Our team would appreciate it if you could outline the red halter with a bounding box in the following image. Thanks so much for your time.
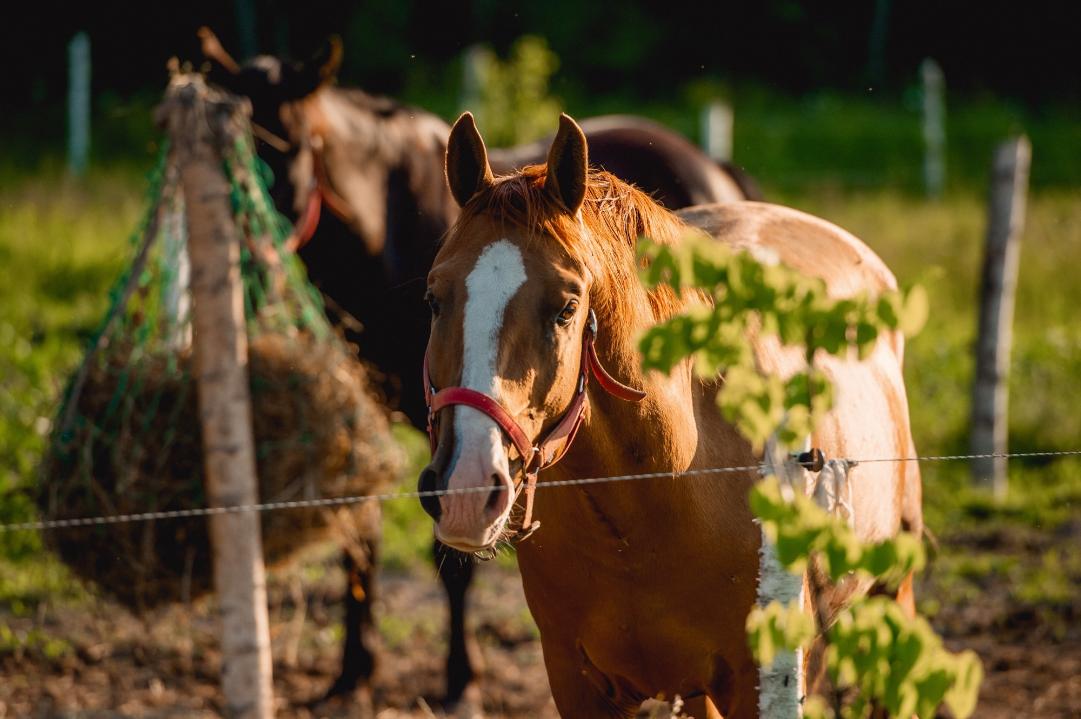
[285,133,357,252]
[423,309,646,542]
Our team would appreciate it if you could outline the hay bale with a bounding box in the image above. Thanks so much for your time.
[39,332,404,611]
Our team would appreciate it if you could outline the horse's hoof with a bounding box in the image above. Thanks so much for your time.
[309,682,374,718]
[449,683,484,719]
[322,672,360,699]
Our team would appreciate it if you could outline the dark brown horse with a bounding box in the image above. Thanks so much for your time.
[199,29,760,709]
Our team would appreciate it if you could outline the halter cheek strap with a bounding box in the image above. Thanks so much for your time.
[424,309,645,542]
[285,130,358,252]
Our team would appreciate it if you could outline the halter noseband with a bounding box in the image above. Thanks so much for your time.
[423,309,646,543]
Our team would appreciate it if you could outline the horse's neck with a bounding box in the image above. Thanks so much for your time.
[308,89,455,260]
[563,289,703,485]
[553,213,753,518]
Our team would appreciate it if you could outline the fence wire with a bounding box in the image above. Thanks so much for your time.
[5,449,1080,534]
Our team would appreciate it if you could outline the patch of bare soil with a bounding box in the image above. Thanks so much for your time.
[2,522,1078,718]
[919,520,1081,719]
[0,544,556,719]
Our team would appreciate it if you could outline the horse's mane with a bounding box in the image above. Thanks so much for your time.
[305,87,451,218]
[457,165,697,362]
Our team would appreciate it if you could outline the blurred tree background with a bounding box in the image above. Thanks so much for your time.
[2,0,1078,190]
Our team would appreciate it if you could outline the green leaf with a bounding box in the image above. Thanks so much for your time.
[746,599,815,667]
[944,650,984,719]
[900,284,929,337]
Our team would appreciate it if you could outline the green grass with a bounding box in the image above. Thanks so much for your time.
[380,423,439,571]
[792,190,1081,580]
[792,190,1081,458]
[0,168,142,560]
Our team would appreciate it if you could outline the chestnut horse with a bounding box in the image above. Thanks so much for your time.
[198,30,759,708]
[421,113,922,717]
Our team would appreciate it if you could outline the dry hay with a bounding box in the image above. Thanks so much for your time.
[38,331,405,611]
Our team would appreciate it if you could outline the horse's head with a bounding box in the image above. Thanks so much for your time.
[419,113,648,552]
[198,27,341,213]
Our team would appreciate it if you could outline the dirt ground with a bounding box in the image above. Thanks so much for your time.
[1,523,1079,719]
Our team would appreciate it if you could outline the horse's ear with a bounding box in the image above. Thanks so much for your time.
[312,36,343,85]
[198,26,242,90]
[446,112,494,207]
[288,36,343,98]
[545,113,588,214]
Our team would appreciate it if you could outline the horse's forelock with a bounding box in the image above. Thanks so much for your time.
[453,165,692,353]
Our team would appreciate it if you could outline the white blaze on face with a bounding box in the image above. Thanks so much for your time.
[439,240,527,543]
[461,240,527,399]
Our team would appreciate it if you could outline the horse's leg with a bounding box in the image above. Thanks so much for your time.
[894,571,917,618]
[326,505,381,705]
[435,540,483,706]
[542,641,639,719]
[703,656,759,719]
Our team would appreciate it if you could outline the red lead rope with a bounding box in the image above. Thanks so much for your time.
[423,309,646,542]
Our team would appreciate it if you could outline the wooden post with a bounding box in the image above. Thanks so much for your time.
[700,101,733,163]
[67,32,91,177]
[971,136,1031,498]
[921,58,945,198]
[159,74,274,718]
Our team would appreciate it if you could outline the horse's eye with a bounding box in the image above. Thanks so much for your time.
[555,299,578,327]
[425,291,441,317]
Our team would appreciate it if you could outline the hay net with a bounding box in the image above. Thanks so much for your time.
[40,100,404,610]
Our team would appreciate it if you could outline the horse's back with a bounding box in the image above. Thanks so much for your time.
[490,115,750,207]
[576,116,748,206]
[678,201,898,299]
[679,201,922,542]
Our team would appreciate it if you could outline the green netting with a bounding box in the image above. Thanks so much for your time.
[39,120,404,612]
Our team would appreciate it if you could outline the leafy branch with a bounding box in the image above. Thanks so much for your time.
[638,234,927,450]
[637,234,980,717]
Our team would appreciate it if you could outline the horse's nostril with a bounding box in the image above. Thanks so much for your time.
[485,474,507,513]
[418,467,442,520]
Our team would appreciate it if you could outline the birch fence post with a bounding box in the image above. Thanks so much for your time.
[460,44,489,115]
[700,100,733,163]
[921,58,945,199]
[159,74,275,718]
[970,136,1031,498]
[67,32,91,177]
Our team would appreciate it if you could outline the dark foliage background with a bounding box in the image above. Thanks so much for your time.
[4,0,1077,110]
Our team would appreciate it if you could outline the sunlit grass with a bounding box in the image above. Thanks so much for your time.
[791,190,1081,461]
[794,191,1081,622]
[0,168,142,559]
